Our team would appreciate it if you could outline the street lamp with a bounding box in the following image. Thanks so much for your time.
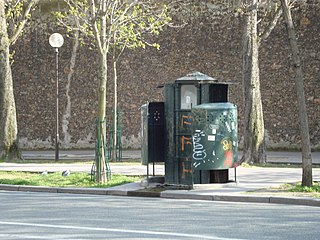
[49,33,64,161]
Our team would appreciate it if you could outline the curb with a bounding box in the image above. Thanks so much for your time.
[269,196,320,207]
[1,184,319,207]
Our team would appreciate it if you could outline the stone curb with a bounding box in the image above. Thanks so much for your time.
[57,188,108,195]
[160,192,214,201]
[19,185,59,193]
[269,196,320,207]
[160,192,320,207]
[0,184,20,191]
[213,195,271,204]
[1,184,320,207]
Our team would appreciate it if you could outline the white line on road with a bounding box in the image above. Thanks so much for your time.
[0,221,245,240]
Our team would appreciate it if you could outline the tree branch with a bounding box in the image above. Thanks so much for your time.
[89,0,103,54]
[9,0,39,45]
[258,4,282,47]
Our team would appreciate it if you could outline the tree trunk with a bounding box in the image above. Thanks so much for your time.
[96,50,108,183]
[0,0,21,160]
[62,30,79,147]
[280,0,312,187]
[94,0,110,183]
[112,52,118,162]
[241,0,266,164]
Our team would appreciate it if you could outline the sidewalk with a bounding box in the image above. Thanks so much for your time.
[0,150,319,207]
[21,149,320,164]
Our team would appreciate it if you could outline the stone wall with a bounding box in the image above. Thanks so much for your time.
[11,0,320,150]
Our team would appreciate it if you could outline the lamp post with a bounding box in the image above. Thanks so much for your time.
[49,33,64,161]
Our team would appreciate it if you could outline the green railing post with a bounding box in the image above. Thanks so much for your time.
[92,117,111,182]
[107,110,122,161]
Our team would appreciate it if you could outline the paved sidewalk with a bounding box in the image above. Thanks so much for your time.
[21,150,320,164]
[21,149,141,160]
[0,150,320,207]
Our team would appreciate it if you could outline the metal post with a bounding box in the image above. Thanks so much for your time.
[49,33,64,161]
[55,48,59,161]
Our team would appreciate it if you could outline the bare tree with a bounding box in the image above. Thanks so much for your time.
[240,0,282,164]
[0,0,38,160]
[56,0,170,183]
[165,0,282,165]
[280,0,312,187]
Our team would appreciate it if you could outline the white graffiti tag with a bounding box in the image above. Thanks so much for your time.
[192,130,207,161]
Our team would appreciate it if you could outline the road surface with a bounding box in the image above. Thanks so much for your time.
[0,191,319,239]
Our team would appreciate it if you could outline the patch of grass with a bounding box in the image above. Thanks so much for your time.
[285,182,320,193]
[0,171,140,188]
[241,162,320,168]
[251,182,320,198]
[240,163,257,168]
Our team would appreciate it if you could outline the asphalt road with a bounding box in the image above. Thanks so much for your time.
[0,191,319,240]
